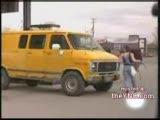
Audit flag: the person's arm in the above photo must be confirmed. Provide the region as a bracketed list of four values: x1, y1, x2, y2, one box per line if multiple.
[130, 53, 141, 63]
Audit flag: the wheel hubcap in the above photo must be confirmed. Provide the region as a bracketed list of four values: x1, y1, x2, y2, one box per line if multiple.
[66, 78, 77, 92]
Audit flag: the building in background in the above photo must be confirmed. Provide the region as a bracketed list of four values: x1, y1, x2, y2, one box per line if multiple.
[97, 35, 147, 57]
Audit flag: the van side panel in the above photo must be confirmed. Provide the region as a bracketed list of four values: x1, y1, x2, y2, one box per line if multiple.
[2, 33, 19, 52]
[2, 33, 27, 78]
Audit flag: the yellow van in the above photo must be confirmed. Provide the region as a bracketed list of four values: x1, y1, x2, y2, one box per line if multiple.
[2, 26, 120, 96]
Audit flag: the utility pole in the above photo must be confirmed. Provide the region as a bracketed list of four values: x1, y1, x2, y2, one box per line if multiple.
[23, 1, 31, 30]
[91, 18, 95, 38]
[91, 18, 95, 49]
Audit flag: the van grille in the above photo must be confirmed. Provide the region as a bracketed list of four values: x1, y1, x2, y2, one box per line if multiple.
[98, 62, 117, 72]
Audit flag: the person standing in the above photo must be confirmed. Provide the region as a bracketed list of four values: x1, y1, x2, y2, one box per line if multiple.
[119, 45, 141, 91]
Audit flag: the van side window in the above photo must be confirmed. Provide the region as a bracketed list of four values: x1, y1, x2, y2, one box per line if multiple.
[50, 35, 69, 49]
[19, 35, 28, 48]
[29, 35, 46, 49]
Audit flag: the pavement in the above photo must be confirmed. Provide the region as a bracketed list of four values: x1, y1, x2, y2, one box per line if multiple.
[1, 56, 158, 118]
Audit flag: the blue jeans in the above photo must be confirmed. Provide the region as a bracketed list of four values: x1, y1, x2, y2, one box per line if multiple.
[123, 65, 136, 88]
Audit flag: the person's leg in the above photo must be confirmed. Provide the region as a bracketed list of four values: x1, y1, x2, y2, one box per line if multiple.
[128, 66, 137, 88]
[129, 66, 137, 92]
[131, 74, 137, 88]
[123, 65, 133, 93]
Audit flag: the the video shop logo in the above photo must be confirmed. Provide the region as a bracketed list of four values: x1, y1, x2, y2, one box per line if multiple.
[111, 86, 155, 109]
[112, 86, 155, 99]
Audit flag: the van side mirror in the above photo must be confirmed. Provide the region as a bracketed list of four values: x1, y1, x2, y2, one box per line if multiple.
[52, 44, 61, 50]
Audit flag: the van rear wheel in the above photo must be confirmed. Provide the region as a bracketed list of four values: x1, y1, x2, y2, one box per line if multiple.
[61, 71, 85, 96]
[26, 80, 38, 87]
[1, 68, 10, 90]
[93, 82, 113, 92]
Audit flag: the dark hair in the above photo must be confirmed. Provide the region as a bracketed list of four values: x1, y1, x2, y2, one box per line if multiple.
[125, 45, 131, 52]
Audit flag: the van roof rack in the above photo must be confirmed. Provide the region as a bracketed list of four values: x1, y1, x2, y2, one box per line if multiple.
[30, 24, 61, 29]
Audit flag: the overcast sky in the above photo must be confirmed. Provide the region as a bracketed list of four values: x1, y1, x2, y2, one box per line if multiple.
[2, 2, 157, 42]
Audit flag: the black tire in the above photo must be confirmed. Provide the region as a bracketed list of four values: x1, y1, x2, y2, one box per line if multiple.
[26, 80, 38, 87]
[1, 68, 10, 90]
[93, 81, 113, 92]
[61, 71, 85, 96]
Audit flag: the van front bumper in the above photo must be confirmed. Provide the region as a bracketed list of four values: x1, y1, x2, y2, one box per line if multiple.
[87, 72, 120, 84]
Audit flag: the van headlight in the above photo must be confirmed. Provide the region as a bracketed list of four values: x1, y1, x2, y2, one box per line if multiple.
[90, 62, 97, 72]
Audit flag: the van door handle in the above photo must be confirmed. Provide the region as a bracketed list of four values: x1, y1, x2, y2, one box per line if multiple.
[26, 51, 32, 54]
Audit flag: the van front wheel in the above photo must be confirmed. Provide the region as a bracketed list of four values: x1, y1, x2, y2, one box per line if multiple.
[61, 71, 85, 96]
[1, 68, 10, 90]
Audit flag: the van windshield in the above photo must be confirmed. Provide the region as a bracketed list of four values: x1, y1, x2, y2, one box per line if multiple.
[68, 34, 104, 51]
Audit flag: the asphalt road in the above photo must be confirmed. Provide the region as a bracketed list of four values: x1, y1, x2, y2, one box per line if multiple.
[1, 56, 158, 118]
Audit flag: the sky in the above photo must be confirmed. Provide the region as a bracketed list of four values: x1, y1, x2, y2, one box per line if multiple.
[2, 2, 157, 43]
